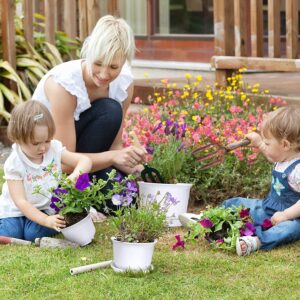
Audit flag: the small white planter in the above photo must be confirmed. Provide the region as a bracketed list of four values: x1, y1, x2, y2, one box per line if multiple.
[61, 214, 95, 246]
[138, 181, 192, 227]
[111, 237, 157, 272]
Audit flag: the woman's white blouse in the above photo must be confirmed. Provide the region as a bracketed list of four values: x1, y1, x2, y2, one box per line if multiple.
[32, 59, 133, 120]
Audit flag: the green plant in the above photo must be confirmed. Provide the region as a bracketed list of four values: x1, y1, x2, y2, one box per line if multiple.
[110, 188, 177, 243]
[185, 205, 255, 251]
[149, 133, 192, 183]
[33, 167, 127, 225]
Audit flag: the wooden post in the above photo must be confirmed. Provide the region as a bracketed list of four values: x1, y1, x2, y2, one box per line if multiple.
[108, 0, 119, 17]
[250, 0, 263, 57]
[23, 0, 34, 46]
[78, 0, 88, 41]
[234, 0, 249, 57]
[45, 0, 56, 45]
[86, 0, 100, 34]
[286, 0, 298, 59]
[1, 0, 16, 69]
[213, 0, 234, 85]
[268, 0, 281, 58]
[64, 0, 77, 58]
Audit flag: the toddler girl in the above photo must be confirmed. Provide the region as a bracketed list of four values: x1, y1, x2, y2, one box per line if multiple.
[0, 101, 92, 241]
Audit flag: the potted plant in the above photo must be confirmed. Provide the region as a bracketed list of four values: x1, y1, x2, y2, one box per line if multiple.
[134, 120, 193, 227]
[109, 178, 177, 272]
[34, 166, 124, 246]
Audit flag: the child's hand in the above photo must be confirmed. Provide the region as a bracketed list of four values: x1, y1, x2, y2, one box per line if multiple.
[245, 132, 262, 148]
[45, 214, 66, 231]
[271, 211, 289, 225]
[67, 172, 80, 183]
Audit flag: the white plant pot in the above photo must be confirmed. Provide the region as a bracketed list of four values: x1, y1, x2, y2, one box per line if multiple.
[61, 214, 95, 246]
[111, 237, 157, 272]
[138, 181, 192, 227]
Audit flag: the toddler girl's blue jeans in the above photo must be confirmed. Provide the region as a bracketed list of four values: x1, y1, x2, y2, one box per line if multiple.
[0, 215, 57, 241]
[222, 197, 300, 250]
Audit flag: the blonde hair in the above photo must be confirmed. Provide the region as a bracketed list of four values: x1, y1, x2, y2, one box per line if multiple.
[262, 106, 300, 150]
[80, 15, 135, 68]
[7, 101, 55, 144]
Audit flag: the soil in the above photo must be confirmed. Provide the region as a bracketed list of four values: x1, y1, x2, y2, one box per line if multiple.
[64, 211, 88, 227]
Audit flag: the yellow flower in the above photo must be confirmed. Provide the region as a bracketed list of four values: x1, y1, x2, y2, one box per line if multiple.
[172, 83, 177, 87]
[185, 73, 191, 79]
[157, 97, 162, 102]
[143, 108, 148, 112]
[241, 94, 247, 101]
[144, 73, 149, 77]
[264, 89, 269, 94]
[196, 75, 202, 81]
[183, 84, 190, 89]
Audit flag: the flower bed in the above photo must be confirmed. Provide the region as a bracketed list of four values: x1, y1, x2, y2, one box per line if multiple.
[125, 71, 286, 204]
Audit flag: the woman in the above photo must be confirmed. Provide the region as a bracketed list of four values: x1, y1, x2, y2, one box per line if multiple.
[32, 15, 146, 214]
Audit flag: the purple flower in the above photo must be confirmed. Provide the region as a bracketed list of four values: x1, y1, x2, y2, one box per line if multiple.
[112, 194, 123, 206]
[199, 218, 214, 228]
[75, 173, 90, 191]
[240, 222, 256, 236]
[126, 180, 138, 193]
[50, 188, 67, 213]
[261, 218, 273, 230]
[114, 172, 123, 183]
[165, 192, 177, 204]
[146, 145, 154, 155]
[152, 122, 162, 134]
[239, 208, 250, 219]
[50, 197, 60, 213]
[172, 234, 185, 250]
[122, 194, 134, 206]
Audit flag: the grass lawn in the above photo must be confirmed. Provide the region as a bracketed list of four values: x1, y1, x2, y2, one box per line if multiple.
[1, 221, 300, 300]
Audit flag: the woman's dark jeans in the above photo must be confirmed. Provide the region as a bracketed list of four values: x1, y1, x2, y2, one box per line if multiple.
[75, 98, 125, 213]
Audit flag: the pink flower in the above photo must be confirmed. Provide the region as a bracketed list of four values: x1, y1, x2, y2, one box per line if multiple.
[199, 218, 214, 228]
[172, 235, 185, 250]
[239, 208, 250, 219]
[240, 222, 256, 236]
[261, 218, 273, 230]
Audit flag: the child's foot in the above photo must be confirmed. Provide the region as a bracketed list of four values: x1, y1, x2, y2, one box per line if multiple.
[179, 212, 203, 227]
[236, 236, 260, 256]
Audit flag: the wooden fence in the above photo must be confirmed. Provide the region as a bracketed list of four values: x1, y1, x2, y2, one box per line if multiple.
[0, 0, 119, 69]
[213, 0, 300, 85]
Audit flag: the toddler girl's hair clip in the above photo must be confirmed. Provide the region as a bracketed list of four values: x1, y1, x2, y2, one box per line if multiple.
[33, 113, 44, 121]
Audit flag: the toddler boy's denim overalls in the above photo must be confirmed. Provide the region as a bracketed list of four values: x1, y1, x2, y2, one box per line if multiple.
[223, 159, 300, 250]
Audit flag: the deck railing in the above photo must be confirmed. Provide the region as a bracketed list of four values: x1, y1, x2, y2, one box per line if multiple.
[213, 0, 300, 85]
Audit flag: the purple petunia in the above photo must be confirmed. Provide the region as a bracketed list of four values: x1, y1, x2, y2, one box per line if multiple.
[50, 188, 67, 213]
[240, 222, 256, 236]
[114, 172, 123, 183]
[261, 218, 273, 230]
[199, 218, 214, 228]
[239, 208, 250, 219]
[75, 173, 90, 191]
[126, 180, 138, 193]
[112, 194, 123, 206]
[172, 234, 185, 250]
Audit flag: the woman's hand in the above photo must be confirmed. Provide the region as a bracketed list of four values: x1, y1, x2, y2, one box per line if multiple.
[271, 211, 289, 225]
[44, 214, 66, 231]
[113, 146, 147, 169]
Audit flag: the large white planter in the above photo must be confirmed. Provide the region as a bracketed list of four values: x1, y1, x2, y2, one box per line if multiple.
[138, 181, 192, 227]
[61, 214, 95, 246]
[111, 237, 157, 272]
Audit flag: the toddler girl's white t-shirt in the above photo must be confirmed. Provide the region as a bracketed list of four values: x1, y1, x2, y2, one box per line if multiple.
[0, 140, 64, 218]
